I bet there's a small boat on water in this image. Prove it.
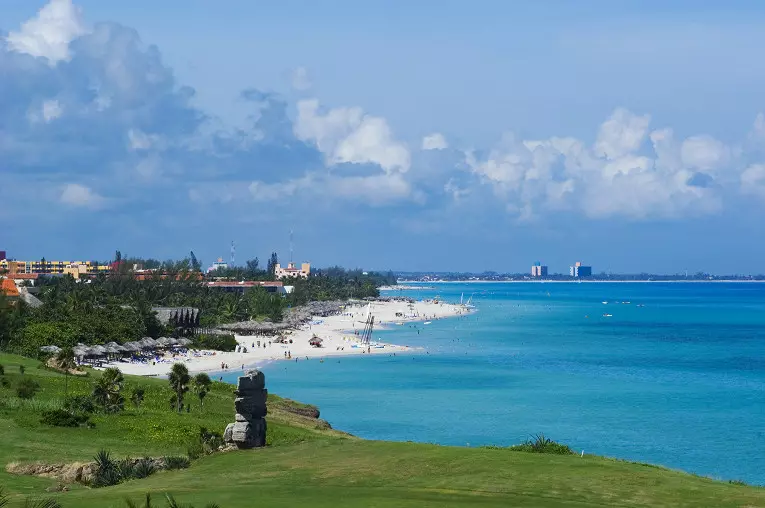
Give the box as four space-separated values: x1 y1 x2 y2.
603 313 613 317
602 301 608 304
424 321 432 325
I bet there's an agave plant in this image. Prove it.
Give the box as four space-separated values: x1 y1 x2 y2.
162 456 190 470
164 494 220 508
530 433 552 452
132 459 156 479
22 499 63 508
125 493 221 508
125 493 153 508
92 449 121 487
0 487 8 508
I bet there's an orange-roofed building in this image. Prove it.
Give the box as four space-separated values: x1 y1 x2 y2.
1 278 20 298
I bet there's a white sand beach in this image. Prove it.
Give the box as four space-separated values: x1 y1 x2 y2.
106 299 470 377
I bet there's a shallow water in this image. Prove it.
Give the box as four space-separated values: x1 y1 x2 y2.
222 282 765 484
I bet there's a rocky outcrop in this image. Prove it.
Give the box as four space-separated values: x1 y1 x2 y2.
224 370 267 448
6 461 96 484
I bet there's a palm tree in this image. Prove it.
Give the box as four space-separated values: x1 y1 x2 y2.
168 363 190 413
93 367 125 413
56 347 76 397
193 373 212 412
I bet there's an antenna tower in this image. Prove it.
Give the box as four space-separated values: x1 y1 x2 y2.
289 229 294 264
230 241 236 266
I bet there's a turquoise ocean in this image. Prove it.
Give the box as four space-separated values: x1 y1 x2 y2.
222 282 765 484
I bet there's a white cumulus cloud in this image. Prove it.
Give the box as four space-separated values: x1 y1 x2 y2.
422 133 448 150
593 108 651 160
5 0 86 65
741 164 765 198
295 99 410 173
465 108 725 220
60 183 105 209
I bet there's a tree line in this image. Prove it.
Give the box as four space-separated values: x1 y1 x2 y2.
0 256 395 358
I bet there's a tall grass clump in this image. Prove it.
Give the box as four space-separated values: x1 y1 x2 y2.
163 456 191 470
508 434 575 455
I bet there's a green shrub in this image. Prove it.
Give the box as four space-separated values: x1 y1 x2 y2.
16 378 39 399
1 377 9 388
163 456 191 470
200 427 224 454
0 364 4 376
186 441 204 460
18 365 25 375
508 434 574 455
63 394 97 414
40 409 91 428
192 334 237 352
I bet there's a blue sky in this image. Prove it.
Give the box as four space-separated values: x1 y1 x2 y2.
2 0 765 273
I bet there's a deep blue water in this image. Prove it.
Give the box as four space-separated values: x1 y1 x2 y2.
223 282 765 484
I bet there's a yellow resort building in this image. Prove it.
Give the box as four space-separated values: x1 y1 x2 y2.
274 262 311 279
0 259 111 278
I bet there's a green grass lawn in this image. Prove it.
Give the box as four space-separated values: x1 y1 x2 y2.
1 352 763 507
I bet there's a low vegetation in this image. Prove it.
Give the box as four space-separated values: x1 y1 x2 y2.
0 352 763 507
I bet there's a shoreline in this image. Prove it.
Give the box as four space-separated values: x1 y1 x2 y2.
397 279 765 284
105 299 470 377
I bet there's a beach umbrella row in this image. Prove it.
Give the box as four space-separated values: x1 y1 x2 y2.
46 337 196 359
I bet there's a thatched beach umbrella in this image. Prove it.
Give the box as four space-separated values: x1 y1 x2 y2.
139 338 158 349
40 345 62 354
176 338 193 346
73 344 89 357
90 345 107 357
122 342 140 352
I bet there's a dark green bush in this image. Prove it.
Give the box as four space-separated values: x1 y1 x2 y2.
16 378 39 399
192 334 237 352
40 409 91 428
0 364 4 376
63 394 97 414
200 427 224 453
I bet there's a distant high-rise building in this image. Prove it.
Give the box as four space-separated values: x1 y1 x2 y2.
0 251 6 261
570 261 592 277
531 262 548 277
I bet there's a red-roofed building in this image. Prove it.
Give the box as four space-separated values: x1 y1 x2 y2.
1 278 19 298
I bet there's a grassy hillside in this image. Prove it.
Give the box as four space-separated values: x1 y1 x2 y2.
1 353 763 507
